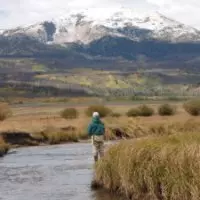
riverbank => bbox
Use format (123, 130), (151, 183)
(94, 132), (200, 200)
(0, 101), (200, 158)
(1, 117), (200, 158)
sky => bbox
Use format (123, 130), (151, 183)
(0, 0), (200, 29)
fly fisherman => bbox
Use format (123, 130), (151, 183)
(88, 112), (105, 162)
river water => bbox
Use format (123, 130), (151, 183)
(0, 143), (126, 200)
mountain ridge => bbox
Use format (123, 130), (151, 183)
(0, 8), (200, 66)
(1, 9), (200, 45)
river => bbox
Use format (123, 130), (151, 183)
(0, 143), (126, 200)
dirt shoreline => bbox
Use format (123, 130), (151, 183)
(0, 131), (116, 157)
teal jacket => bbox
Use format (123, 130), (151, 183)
(88, 116), (105, 136)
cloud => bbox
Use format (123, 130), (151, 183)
(0, 0), (199, 29)
(0, 0), (149, 28)
(147, 0), (200, 28)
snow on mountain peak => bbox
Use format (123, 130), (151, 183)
(51, 8), (197, 33)
(1, 8), (200, 45)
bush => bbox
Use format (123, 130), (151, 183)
(110, 112), (122, 118)
(61, 108), (79, 119)
(0, 103), (12, 121)
(184, 100), (200, 116)
(85, 105), (111, 118)
(138, 105), (154, 117)
(158, 104), (176, 116)
(127, 105), (154, 117)
(126, 108), (140, 117)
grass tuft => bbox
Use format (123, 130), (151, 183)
(40, 126), (79, 144)
(95, 132), (200, 200)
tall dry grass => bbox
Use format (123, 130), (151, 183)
(34, 126), (88, 145)
(33, 118), (200, 143)
(0, 102), (199, 148)
(104, 117), (200, 140)
(95, 132), (200, 200)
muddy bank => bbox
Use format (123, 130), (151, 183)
(0, 126), (82, 148)
(0, 126), (126, 146)
(0, 126), (125, 158)
(0, 130), (78, 157)
(1, 132), (44, 146)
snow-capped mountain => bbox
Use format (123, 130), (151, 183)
(1, 8), (200, 64)
(1, 8), (200, 45)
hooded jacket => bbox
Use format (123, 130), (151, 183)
(87, 116), (105, 136)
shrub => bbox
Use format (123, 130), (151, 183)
(127, 105), (154, 117)
(158, 104), (176, 116)
(126, 108), (140, 117)
(110, 112), (122, 118)
(85, 105), (111, 118)
(0, 103), (12, 121)
(61, 108), (79, 119)
(138, 105), (154, 117)
(184, 100), (200, 116)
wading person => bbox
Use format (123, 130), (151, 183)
(88, 112), (105, 162)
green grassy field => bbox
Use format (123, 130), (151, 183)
(0, 58), (200, 98)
